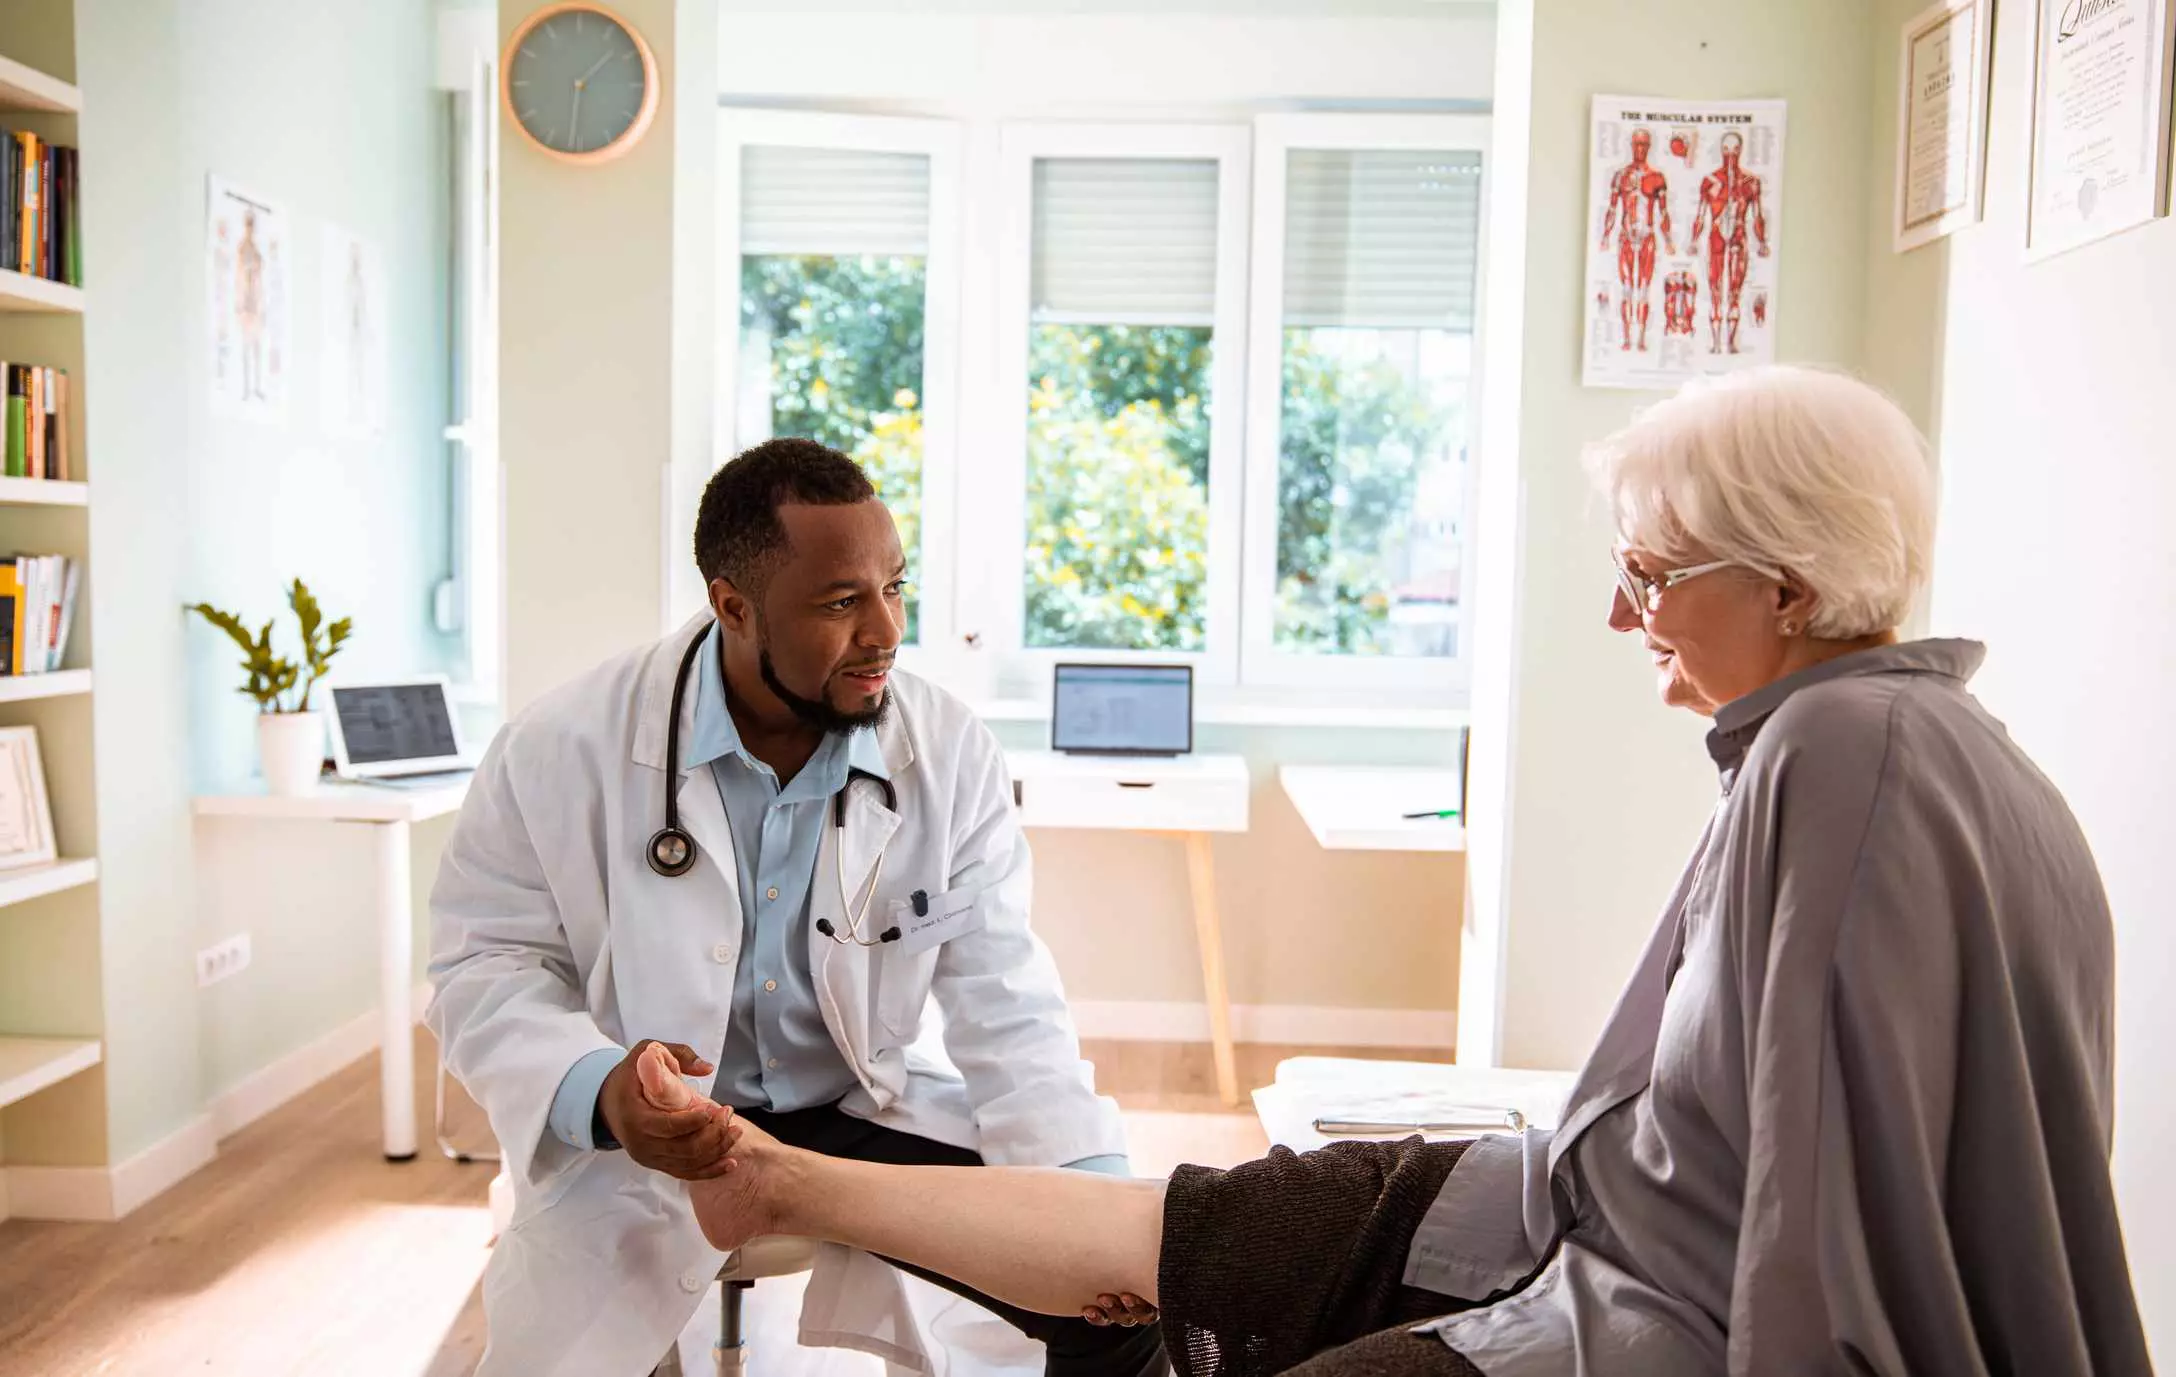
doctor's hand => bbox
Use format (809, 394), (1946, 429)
(597, 1040), (738, 1180)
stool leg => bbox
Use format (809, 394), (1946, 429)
(713, 1279), (752, 1376)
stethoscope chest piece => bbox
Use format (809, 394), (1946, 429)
(648, 826), (698, 878)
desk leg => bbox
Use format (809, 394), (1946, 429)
(1183, 832), (1239, 1107)
(371, 821), (418, 1162)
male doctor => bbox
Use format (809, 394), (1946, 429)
(429, 438), (1164, 1377)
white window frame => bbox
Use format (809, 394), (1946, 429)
(448, 52), (503, 707)
(691, 108), (965, 647)
(1239, 112), (1493, 696)
(963, 122), (1252, 687)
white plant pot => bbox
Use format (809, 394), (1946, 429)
(258, 710), (326, 797)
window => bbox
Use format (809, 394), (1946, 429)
(1242, 115), (1489, 691)
(975, 125), (1251, 679)
(716, 113), (961, 646)
(704, 112), (1489, 706)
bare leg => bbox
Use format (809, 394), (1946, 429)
(693, 1113), (1165, 1317)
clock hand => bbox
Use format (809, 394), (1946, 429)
(570, 81), (584, 151)
(580, 49), (616, 83)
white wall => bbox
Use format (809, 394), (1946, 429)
(1917, 0), (2175, 1355)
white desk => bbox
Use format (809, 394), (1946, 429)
(194, 779), (470, 1160)
(1252, 1056), (1577, 1153)
(1008, 750), (1250, 1104)
(1279, 766), (1465, 852)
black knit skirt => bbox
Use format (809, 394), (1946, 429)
(1155, 1138), (1486, 1377)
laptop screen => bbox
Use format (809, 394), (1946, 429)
(331, 683), (460, 766)
(1051, 664), (1193, 755)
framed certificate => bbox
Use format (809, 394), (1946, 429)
(1895, 0), (1995, 251)
(2026, 0), (2176, 259)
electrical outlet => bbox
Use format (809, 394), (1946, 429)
(196, 933), (252, 988)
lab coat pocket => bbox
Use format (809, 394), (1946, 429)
(875, 944), (939, 1044)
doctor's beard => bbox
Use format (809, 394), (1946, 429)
(758, 645), (891, 735)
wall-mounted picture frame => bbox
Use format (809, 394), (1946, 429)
(1894, 0), (1995, 251)
(2026, 0), (2176, 260)
(0, 726), (58, 872)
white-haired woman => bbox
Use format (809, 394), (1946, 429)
(671, 367), (2151, 1376)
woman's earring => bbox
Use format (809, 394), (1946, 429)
(1780, 620), (1802, 637)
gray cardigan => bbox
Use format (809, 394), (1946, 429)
(1407, 640), (2151, 1375)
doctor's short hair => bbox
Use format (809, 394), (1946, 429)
(1584, 365), (1937, 639)
(694, 437), (878, 595)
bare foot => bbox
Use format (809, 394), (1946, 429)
(688, 1115), (792, 1252)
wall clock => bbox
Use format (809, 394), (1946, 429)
(502, 4), (659, 164)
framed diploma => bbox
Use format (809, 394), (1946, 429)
(1895, 0), (1995, 251)
(2026, 0), (2176, 259)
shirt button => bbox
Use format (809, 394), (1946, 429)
(763, 979), (778, 993)
(767, 1057), (780, 1069)
(680, 1272), (707, 1294)
(766, 886), (779, 901)
(712, 943), (732, 963)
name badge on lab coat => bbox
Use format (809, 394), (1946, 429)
(889, 887), (981, 955)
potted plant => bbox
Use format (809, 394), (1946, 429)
(189, 580), (352, 796)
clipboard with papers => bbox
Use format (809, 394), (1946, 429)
(1250, 1058), (1578, 1153)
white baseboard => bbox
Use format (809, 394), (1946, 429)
(3, 981), (437, 1222)
(209, 981), (434, 1140)
(5, 1114), (218, 1222)
(1072, 1000), (1456, 1049)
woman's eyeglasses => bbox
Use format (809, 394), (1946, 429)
(1612, 550), (1735, 613)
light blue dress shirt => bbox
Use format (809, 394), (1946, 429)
(546, 627), (1125, 1171)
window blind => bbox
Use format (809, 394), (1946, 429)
(1282, 149), (1482, 331)
(1031, 158), (1220, 326)
(740, 145), (931, 258)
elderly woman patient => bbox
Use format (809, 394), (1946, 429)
(662, 366), (2152, 1375)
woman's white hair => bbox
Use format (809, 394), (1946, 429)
(1584, 365), (1937, 639)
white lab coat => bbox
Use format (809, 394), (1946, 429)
(428, 616), (1126, 1377)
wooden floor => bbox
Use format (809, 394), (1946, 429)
(0, 1032), (1443, 1376)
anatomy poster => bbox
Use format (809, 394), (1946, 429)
(1582, 97), (1787, 391)
(319, 224), (389, 438)
(206, 176), (291, 421)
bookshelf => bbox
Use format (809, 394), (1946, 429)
(0, 856), (95, 909)
(0, 1036), (100, 1110)
(0, 269), (80, 314)
(0, 476), (85, 507)
(0, 53), (79, 116)
(0, 667), (88, 702)
(0, 22), (99, 1211)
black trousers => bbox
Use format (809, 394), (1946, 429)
(743, 1101), (1170, 1377)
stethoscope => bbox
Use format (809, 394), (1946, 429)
(647, 631), (904, 945)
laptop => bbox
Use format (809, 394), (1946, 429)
(1050, 663), (1193, 757)
(325, 675), (478, 785)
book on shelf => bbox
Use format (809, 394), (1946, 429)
(0, 128), (81, 288)
(1, 362), (68, 480)
(0, 554), (77, 675)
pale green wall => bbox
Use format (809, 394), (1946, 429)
(0, 0), (455, 1168)
(1491, 0), (1882, 1070)
(176, 0), (458, 790)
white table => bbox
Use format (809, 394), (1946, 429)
(194, 778), (470, 1160)
(1252, 1056), (1577, 1152)
(1008, 750), (1250, 1104)
(1278, 766), (1466, 852)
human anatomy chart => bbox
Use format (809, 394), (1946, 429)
(1583, 97), (1787, 390)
